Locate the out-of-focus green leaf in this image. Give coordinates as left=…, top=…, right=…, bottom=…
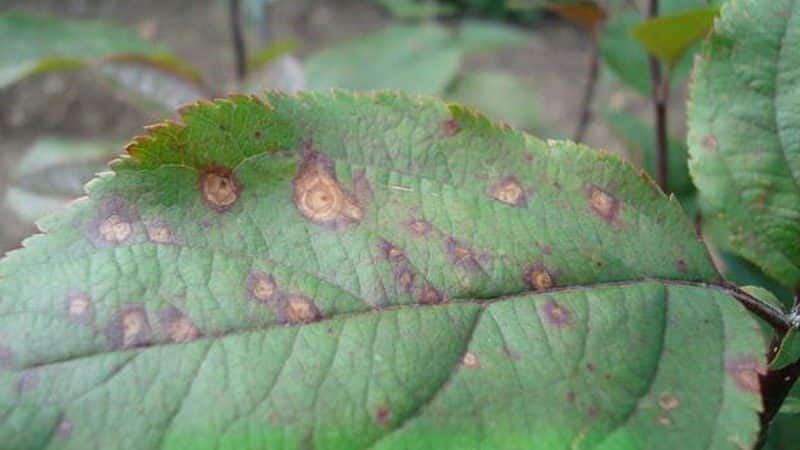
left=95, top=54, right=209, bottom=113
left=779, top=397, right=800, bottom=415
left=456, top=20, right=529, bottom=52
left=601, top=109, right=693, bottom=195
left=0, top=91, right=765, bottom=449
left=771, top=327, right=800, bottom=370
left=305, top=23, right=527, bottom=95
left=601, top=11, right=696, bottom=94
left=247, top=39, right=298, bottom=72
left=243, top=55, right=306, bottom=94
left=3, top=138, right=119, bottom=222
left=446, top=71, right=537, bottom=130
left=632, top=8, right=719, bottom=66
left=376, top=0, right=457, bottom=19
left=688, top=0, right=800, bottom=287
left=0, top=12, right=159, bottom=88
left=305, top=24, right=463, bottom=94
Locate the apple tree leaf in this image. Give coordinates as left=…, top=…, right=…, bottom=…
left=0, top=91, right=765, bottom=449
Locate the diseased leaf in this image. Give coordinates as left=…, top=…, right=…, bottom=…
left=632, top=8, right=718, bottom=66
left=3, top=138, right=119, bottom=222
left=0, top=92, right=765, bottom=449
left=0, top=13, right=158, bottom=88
left=688, top=0, right=800, bottom=287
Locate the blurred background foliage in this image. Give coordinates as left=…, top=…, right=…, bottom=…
left=1, top=0, right=798, bottom=446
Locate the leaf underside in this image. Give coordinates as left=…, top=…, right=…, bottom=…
left=0, top=91, right=764, bottom=449
left=688, top=0, right=800, bottom=287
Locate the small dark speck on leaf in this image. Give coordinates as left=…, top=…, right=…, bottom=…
left=375, top=405, right=391, bottom=427
left=442, top=118, right=460, bottom=137
left=676, top=259, right=688, bottom=273
left=701, top=135, right=718, bottom=152
left=57, top=418, right=73, bottom=438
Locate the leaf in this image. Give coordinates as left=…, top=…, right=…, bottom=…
left=95, top=54, right=209, bottom=113
left=687, top=0, right=800, bottom=288
left=0, top=92, right=765, bottom=449
left=770, top=327, right=800, bottom=370
left=3, top=138, right=119, bottom=223
left=601, top=12, right=695, bottom=95
left=764, top=389, right=800, bottom=449
left=446, top=71, right=538, bottom=130
left=304, top=22, right=526, bottom=95
left=632, top=8, right=719, bottom=66
left=455, top=20, right=529, bottom=52
left=779, top=397, right=800, bottom=414
left=0, top=12, right=159, bottom=88
left=243, top=54, right=306, bottom=94
left=546, top=1, right=607, bottom=31
left=601, top=109, right=693, bottom=195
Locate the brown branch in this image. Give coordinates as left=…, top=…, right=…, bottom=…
left=573, top=33, right=601, bottom=142
left=718, top=282, right=792, bottom=334
left=646, top=0, right=670, bottom=191
left=229, top=0, right=247, bottom=81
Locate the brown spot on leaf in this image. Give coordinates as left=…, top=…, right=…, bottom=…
left=161, top=307, right=201, bottom=343
left=99, top=215, right=132, bottom=243
left=353, top=169, right=374, bottom=202
left=541, top=245, right=553, bottom=255
left=676, top=258, right=688, bottom=273
left=419, top=284, right=445, bottom=305
left=658, top=393, right=679, bottom=410
left=702, top=135, right=718, bottom=152
left=375, top=405, right=392, bottom=427
left=108, top=306, right=151, bottom=350
left=200, top=167, right=241, bottom=212
left=540, top=300, right=572, bottom=327
left=0, top=344, right=13, bottom=369
left=407, top=219, right=432, bottom=237
left=461, top=352, right=480, bottom=368
left=246, top=271, right=277, bottom=303
left=490, top=176, right=527, bottom=206
left=566, top=391, right=576, bottom=403
left=727, top=356, right=764, bottom=393
left=57, top=418, right=73, bottom=438
left=586, top=185, right=622, bottom=226
left=445, top=237, right=480, bottom=271
left=379, top=239, right=444, bottom=304
left=441, top=118, right=460, bottom=137
left=18, top=372, right=38, bottom=393
left=146, top=221, right=175, bottom=244
left=524, top=263, right=555, bottom=291
left=293, top=151, right=362, bottom=227
left=656, top=415, right=672, bottom=426
left=66, top=293, right=92, bottom=324
left=284, top=296, right=322, bottom=324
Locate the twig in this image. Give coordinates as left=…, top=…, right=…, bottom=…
left=718, top=282, right=792, bottom=334
left=573, top=34, right=601, bottom=142
left=646, top=0, right=670, bottom=191
left=228, top=0, right=247, bottom=81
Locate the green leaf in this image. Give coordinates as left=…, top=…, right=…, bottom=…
left=0, top=12, right=159, bottom=88
left=304, top=22, right=526, bottom=95
left=601, top=109, right=693, bottom=195
left=3, top=138, right=119, bottom=223
left=601, top=10, right=698, bottom=95
left=770, top=327, right=800, bottom=370
left=446, top=71, right=538, bottom=130
left=95, top=54, right=209, bottom=113
left=0, top=92, right=765, bottom=449
left=779, top=397, right=800, bottom=415
left=687, top=0, right=800, bottom=288
left=632, top=8, right=719, bottom=66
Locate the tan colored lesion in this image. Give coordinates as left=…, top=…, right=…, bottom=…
left=490, top=176, right=527, bottom=206
left=293, top=151, right=362, bottom=227
left=284, top=296, right=321, bottom=324
left=99, top=214, right=132, bottom=243
left=586, top=184, right=622, bottom=226
left=525, top=263, right=555, bottom=291
left=200, top=167, right=241, bottom=212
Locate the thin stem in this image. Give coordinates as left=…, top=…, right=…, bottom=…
left=229, top=0, right=247, bottom=81
left=646, top=0, right=670, bottom=191
left=717, top=282, right=792, bottom=334
left=573, top=33, right=601, bottom=142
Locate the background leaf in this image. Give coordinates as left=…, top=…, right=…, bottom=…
left=446, top=71, right=538, bottom=130
left=0, top=12, right=159, bottom=88
left=3, top=138, right=119, bottom=222
left=687, top=0, right=800, bottom=287
left=632, top=8, right=718, bottom=66
left=0, top=92, right=765, bottom=449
